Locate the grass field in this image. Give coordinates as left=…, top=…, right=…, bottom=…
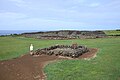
left=104, top=30, right=120, bottom=36
left=44, top=37, right=120, bottom=80
left=0, top=36, right=120, bottom=80
left=0, top=36, right=71, bottom=60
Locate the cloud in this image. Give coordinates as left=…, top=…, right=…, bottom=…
left=16, top=18, right=86, bottom=27
left=0, top=0, right=120, bottom=30
left=68, top=0, right=100, bottom=7
left=68, top=0, right=85, bottom=4
left=9, top=0, right=26, bottom=6
left=105, top=0, right=120, bottom=7
left=9, top=0, right=32, bottom=9
left=0, top=16, right=87, bottom=30
left=0, top=12, right=27, bottom=19
left=89, top=3, right=100, bottom=7
left=10, top=0, right=25, bottom=4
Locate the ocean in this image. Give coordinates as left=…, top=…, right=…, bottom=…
left=0, top=30, right=40, bottom=35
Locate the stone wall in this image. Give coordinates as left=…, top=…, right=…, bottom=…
left=33, top=44, right=89, bottom=58
left=22, top=30, right=106, bottom=39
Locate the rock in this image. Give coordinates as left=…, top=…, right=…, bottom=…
left=22, top=30, right=106, bottom=39
left=33, top=44, right=89, bottom=58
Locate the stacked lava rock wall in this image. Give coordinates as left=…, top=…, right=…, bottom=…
left=22, top=30, right=106, bottom=39
left=33, top=45, right=89, bottom=58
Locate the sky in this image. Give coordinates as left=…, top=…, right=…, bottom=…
left=0, top=0, right=120, bottom=30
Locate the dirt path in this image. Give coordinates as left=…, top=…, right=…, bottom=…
left=0, top=48, right=98, bottom=80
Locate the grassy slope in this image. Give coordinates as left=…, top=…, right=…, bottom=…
left=0, top=36, right=120, bottom=80
left=104, top=30, right=120, bottom=35
left=0, top=36, right=79, bottom=60
left=44, top=38, right=120, bottom=80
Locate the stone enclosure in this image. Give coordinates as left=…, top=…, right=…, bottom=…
left=33, top=44, right=89, bottom=58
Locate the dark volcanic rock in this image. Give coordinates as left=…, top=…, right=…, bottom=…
left=33, top=45, right=89, bottom=58
left=22, top=30, right=106, bottom=39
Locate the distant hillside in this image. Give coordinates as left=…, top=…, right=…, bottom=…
left=104, top=30, right=120, bottom=36
left=22, top=30, right=106, bottom=39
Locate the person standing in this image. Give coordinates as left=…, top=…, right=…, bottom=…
left=30, top=44, right=33, bottom=55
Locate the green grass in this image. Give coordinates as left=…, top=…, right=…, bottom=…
left=0, top=36, right=82, bottom=60
left=104, top=30, right=120, bottom=36
left=0, top=36, right=120, bottom=80
left=44, top=37, right=120, bottom=80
